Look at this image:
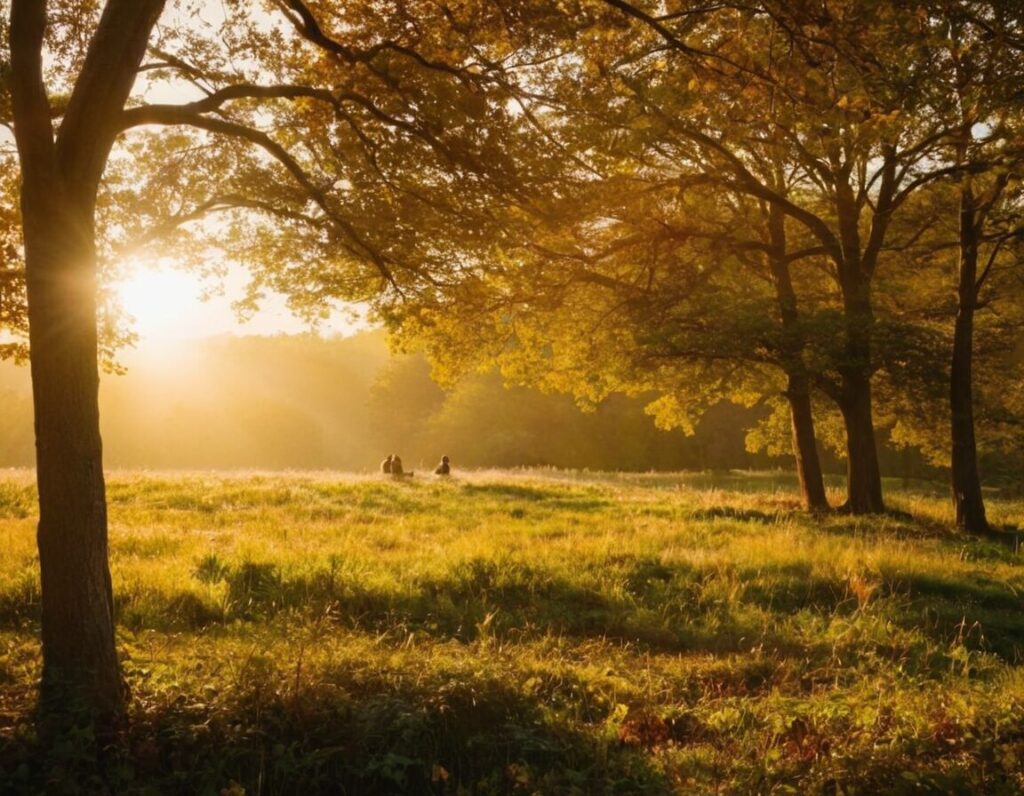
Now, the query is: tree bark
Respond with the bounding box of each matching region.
[24,190,122,714]
[10,0,166,717]
[835,281,885,514]
[832,181,885,515]
[784,374,829,511]
[766,205,829,511]
[838,367,885,513]
[950,184,989,534]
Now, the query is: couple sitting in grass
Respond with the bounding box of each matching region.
[380,454,451,477]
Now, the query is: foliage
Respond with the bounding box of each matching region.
[2,0,1023,489]
[380,0,1024,501]
[0,0,563,360]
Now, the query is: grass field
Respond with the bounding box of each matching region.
[1,469,1023,794]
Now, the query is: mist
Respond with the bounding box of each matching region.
[0,331,798,473]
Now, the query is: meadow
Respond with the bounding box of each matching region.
[1,469,1023,794]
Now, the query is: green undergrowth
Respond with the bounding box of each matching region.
[1,470,1023,794]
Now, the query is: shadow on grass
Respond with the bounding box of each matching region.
[62,552,1008,671]
[1,664,671,796]
[688,506,781,524]
[4,550,1022,668]
[460,482,613,512]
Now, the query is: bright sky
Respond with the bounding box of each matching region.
[112,262,366,349]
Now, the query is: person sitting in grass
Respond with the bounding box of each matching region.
[434,455,451,476]
[380,454,393,475]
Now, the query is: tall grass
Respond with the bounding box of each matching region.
[1,469,1023,794]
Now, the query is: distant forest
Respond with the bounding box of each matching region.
[0,330,1002,481]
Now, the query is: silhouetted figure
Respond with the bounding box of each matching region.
[391,455,412,477]
[434,455,451,476]
[381,454,393,475]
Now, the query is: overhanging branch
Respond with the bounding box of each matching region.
[117,104,401,290]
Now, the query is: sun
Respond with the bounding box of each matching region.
[113,263,205,341]
[112,260,368,346]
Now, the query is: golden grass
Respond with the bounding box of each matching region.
[1,469,1023,794]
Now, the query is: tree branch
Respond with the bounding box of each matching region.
[272,0,475,82]
[117,105,401,289]
[55,0,166,197]
[9,0,56,173]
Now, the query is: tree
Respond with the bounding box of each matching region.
[608,1,958,513]
[9,0,168,718]
[572,1,1024,515]
[939,3,1024,534]
[865,2,1024,533]
[4,0,541,717]
[393,1,976,514]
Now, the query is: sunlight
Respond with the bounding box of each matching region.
[111,260,367,347]
[113,264,204,341]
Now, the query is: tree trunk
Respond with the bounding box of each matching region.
[837,284,885,514]
[950,185,989,534]
[9,0,168,718]
[828,174,887,514]
[951,309,987,532]
[23,189,122,715]
[767,204,829,512]
[784,373,829,511]
[838,370,885,513]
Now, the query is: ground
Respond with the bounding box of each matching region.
[1,469,1023,794]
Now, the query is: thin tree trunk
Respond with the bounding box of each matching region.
[784,373,829,511]
[950,184,989,534]
[767,204,829,511]
[951,310,987,532]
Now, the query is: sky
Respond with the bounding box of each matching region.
[112,262,366,352]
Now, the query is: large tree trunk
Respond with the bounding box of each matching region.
[950,185,989,534]
[23,189,122,714]
[10,0,167,718]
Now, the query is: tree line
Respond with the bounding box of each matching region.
[0,331,806,472]
[385,1,1024,530]
[1,0,1023,719]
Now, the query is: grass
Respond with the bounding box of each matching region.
[1,469,1023,794]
